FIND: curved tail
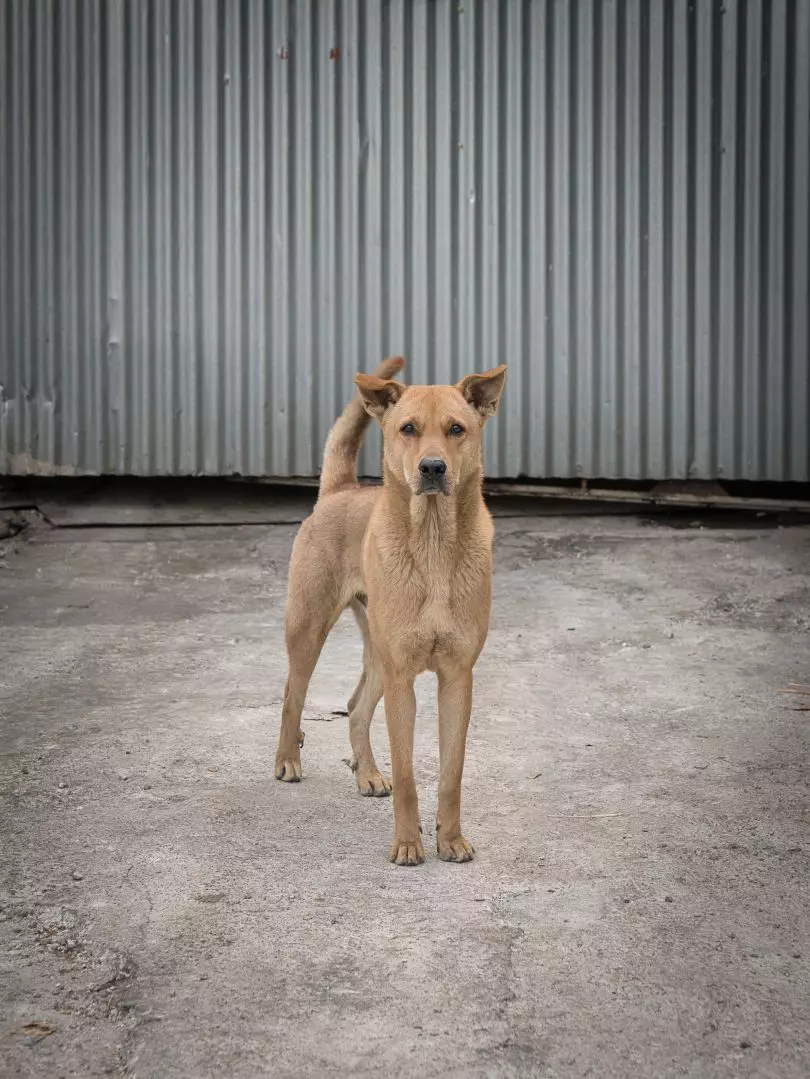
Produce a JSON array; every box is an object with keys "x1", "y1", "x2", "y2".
[{"x1": 318, "y1": 357, "x2": 405, "y2": 500}]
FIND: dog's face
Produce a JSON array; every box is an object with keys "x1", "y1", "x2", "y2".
[{"x1": 355, "y1": 366, "x2": 506, "y2": 496}]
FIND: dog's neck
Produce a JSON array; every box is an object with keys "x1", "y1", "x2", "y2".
[{"x1": 381, "y1": 463, "x2": 484, "y2": 561}]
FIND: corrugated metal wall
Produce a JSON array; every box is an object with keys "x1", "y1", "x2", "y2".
[{"x1": 1, "y1": 0, "x2": 808, "y2": 481}]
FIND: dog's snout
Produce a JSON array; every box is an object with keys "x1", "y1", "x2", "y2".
[
  {"x1": 416, "y1": 455, "x2": 449, "y2": 496},
  {"x1": 418, "y1": 458, "x2": 447, "y2": 478}
]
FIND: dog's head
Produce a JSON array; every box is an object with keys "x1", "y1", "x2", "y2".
[{"x1": 355, "y1": 365, "x2": 506, "y2": 497}]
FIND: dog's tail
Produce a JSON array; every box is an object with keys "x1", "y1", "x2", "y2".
[{"x1": 318, "y1": 356, "x2": 405, "y2": 500}]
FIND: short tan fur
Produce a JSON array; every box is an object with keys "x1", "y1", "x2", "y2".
[{"x1": 275, "y1": 357, "x2": 506, "y2": 865}]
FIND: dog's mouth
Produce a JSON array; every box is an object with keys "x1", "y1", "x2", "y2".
[{"x1": 415, "y1": 475, "x2": 450, "y2": 496}]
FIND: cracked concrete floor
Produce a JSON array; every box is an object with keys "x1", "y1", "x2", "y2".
[{"x1": 1, "y1": 497, "x2": 809, "y2": 1078}]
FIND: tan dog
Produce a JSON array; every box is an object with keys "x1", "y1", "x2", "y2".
[{"x1": 275, "y1": 357, "x2": 506, "y2": 865}]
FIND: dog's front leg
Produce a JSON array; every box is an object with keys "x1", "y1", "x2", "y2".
[
  {"x1": 383, "y1": 674, "x2": 424, "y2": 866},
  {"x1": 435, "y1": 661, "x2": 475, "y2": 862}
]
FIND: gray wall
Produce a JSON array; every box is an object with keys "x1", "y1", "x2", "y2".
[{"x1": 1, "y1": 0, "x2": 808, "y2": 481}]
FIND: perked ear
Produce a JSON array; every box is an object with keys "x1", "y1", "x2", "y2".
[
  {"x1": 354, "y1": 373, "x2": 407, "y2": 421},
  {"x1": 456, "y1": 365, "x2": 507, "y2": 419}
]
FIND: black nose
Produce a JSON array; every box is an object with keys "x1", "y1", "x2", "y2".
[{"x1": 418, "y1": 458, "x2": 447, "y2": 477}]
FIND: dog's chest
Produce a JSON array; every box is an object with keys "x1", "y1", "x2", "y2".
[
  {"x1": 390, "y1": 559, "x2": 489, "y2": 659},
  {"x1": 365, "y1": 520, "x2": 492, "y2": 662}
]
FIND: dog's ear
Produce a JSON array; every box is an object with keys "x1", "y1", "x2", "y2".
[
  {"x1": 354, "y1": 373, "x2": 406, "y2": 421},
  {"x1": 456, "y1": 365, "x2": 507, "y2": 419}
]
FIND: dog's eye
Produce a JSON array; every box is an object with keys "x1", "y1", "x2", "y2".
[
  {"x1": 448, "y1": 423, "x2": 465, "y2": 437},
  {"x1": 400, "y1": 423, "x2": 416, "y2": 436}
]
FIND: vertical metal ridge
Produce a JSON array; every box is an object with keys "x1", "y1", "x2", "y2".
[
  {"x1": 756, "y1": 0, "x2": 773, "y2": 481},
  {"x1": 283, "y1": 0, "x2": 296, "y2": 476},
  {"x1": 765, "y1": 0, "x2": 787, "y2": 480},
  {"x1": 356, "y1": 0, "x2": 369, "y2": 377},
  {"x1": 425, "y1": 0, "x2": 438, "y2": 386},
  {"x1": 494, "y1": 0, "x2": 507, "y2": 476},
  {"x1": 123, "y1": 0, "x2": 140, "y2": 472},
  {"x1": 708, "y1": 0, "x2": 723, "y2": 479},
  {"x1": 638, "y1": 0, "x2": 651, "y2": 480},
  {"x1": 518, "y1": 0, "x2": 532, "y2": 477},
  {"x1": 732, "y1": 0, "x2": 747, "y2": 475},
  {"x1": 789, "y1": 0, "x2": 810, "y2": 478},
  {"x1": 668, "y1": 0, "x2": 691, "y2": 479},
  {"x1": 480, "y1": 0, "x2": 503, "y2": 477},
  {"x1": 598, "y1": 0, "x2": 618, "y2": 478},
  {"x1": 89, "y1": 0, "x2": 103, "y2": 471},
  {"x1": 550, "y1": 0, "x2": 571, "y2": 477},
  {"x1": 215, "y1": 0, "x2": 227, "y2": 473},
  {"x1": 221, "y1": 0, "x2": 241, "y2": 474},
  {"x1": 780, "y1": 0, "x2": 797, "y2": 482},
  {"x1": 688, "y1": 0, "x2": 699, "y2": 479},
  {"x1": 267, "y1": 0, "x2": 286, "y2": 475},
  {"x1": 543, "y1": 0, "x2": 555, "y2": 476},
  {"x1": 304, "y1": 0, "x2": 319, "y2": 477},
  {"x1": 1, "y1": 0, "x2": 11, "y2": 466},
  {"x1": 741, "y1": 0, "x2": 761, "y2": 478},
  {"x1": 693, "y1": 0, "x2": 715, "y2": 478},
  {"x1": 456, "y1": 0, "x2": 476, "y2": 417},
  {"x1": 174, "y1": 0, "x2": 196, "y2": 474},
  {"x1": 590, "y1": 0, "x2": 603, "y2": 477},
  {"x1": 2, "y1": 0, "x2": 15, "y2": 466},
  {"x1": 238, "y1": 0, "x2": 251, "y2": 474},
  {"x1": 26, "y1": 0, "x2": 38, "y2": 466},
  {"x1": 472, "y1": 1, "x2": 483, "y2": 409},
  {"x1": 9, "y1": 0, "x2": 26, "y2": 462},
  {"x1": 409, "y1": 0, "x2": 428, "y2": 386},
  {"x1": 440, "y1": 0, "x2": 458, "y2": 385},
  {"x1": 314, "y1": 0, "x2": 329, "y2": 476},
  {"x1": 573, "y1": 0, "x2": 592, "y2": 478},
  {"x1": 379, "y1": 0, "x2": 391, "y2": 371},
  {"x1": 385, "y1": 0, "x2": 405, "y2": 390},
  {"x1": 57, "y1": 0, "x2": 76, "y2": 470},
  {"x1": 614, "y1": 0, "x2": 626, "y2": 479},
  {"x1": 245, "y1": 0, "x2": 265, "y2": 477},
  {"x1": 358, "y1": 0, "x2": 383, "y2": 478},
  {"x1": 502, "y1": 0, "x2": 527, "y2": 476},
  {"x1": 621, "y1": 1, "x2": 638, "y2": 476},
  {"x1": 144, "y1": 0, "x2": 156, "y2": 472},
  {"x1": 717, "y1": 0, "x2": 738, "y2": 479},
  {"x1": 661, "y1": 0, "x2": 674, "y2": 478},
  {"x1": 566, "y1": 0, "x2": 578, "y2": 479},
  {"x1": 169, "y1": 0, "x2": 182, "y2": 475},
  {"x1": 402, "y1": 0, "x2": 414, "y2": 380}
]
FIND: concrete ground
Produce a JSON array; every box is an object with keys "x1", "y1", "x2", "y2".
[{"x1": 1, "y1": 486, "x2": 809, "y2": 1078}]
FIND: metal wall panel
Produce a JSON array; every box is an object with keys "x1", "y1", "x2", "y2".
[{"x1": 1, "y1": 0, "x2": 808, "y2": 480}]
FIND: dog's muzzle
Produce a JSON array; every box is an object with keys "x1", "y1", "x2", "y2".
[{"x1": 417, "y1": 457, "x2": 449, "y2": 495}]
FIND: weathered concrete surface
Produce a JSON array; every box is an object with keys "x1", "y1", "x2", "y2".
[{"x1": 1, "y1": 502, "x2": 809, "y2": 1078}]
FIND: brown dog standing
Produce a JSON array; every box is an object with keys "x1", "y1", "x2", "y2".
[{"x1": 275, "y1": 358, "x2": 506, "y2": 865}]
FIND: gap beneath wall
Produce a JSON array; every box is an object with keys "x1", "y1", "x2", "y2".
[{"x1": 1, "y1": 475, "x2": 809, "y2": 536}]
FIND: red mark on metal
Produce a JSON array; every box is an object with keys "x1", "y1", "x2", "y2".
[
  {"x1": 329, "y1": 46, "x2": 340, "y2": 60},
  {"x1": 277, "y1": 46, "x2": 289, "y2": 60}
]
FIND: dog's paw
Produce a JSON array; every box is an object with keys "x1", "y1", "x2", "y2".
[
  {"x1": 275, "y1": 756, "x2": 302, "y2": 782},
  {"x1": 389, "y1": 836, "x2": 425, "y2": 866},
  {"x1": 437, "y1": 834, "x2": 475, "y2": 863},
  {"x1": 355, "y1": 767, "x2": 392, "y2": 798}
]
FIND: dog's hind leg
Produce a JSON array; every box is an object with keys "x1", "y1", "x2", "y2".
[
  {"x1": 275, "y1": 625, "x2": 328, "y2": 782},
  {"x1": 346, "y1": 638, "x2": 367, "y2": 718},
  {"x1": 346, "y1": 599, "x2": 390, "y2": 797},
  {"x1": 346, "y1": 595, "x2": 372, "y2": 714},
  {"x1": 275, "y1": 549, "x2": 340, "y2": 783}
]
